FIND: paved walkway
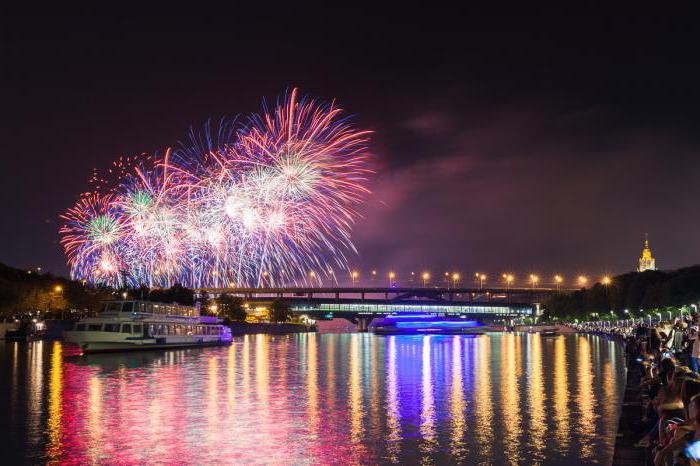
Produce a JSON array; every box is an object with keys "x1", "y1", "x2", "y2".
[{"x1": 612, "y1": 358, "x2": 646, "y2": 465}]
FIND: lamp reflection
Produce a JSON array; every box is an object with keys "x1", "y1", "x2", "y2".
[
  {"x1": 501, "y1": 333, "x2": 521, "y2": 464},
  {"x1": 307, "y1": 333, "x2": 319, "y2": 433},
  {"x1": 47, "y1": 342, "x2": 63, "y2": 462},
  {"x1": 473, "y1": 336, "x2": 493, "y2": 460},
  {"x1": 449, "y1": 336, "x2": 467, "y2": 461},
  {"x1": 420, "y1": 336, "x2": 437, "y2": 460},
  {"x1": 386, "y1": 336, "x2": 401, "y2": 462},
  {"x1": 576, "y1": 336, "x2": 596, "y2": 460},
  {"x1": 349, "y1": 334, "x2": 364, "y2": 444},
  {"x1": 527, "y1": 333, "x2": 546, "y2": 462},
  {"x1": 553, "y1": 335, "x2": 570, "y2": 451}
]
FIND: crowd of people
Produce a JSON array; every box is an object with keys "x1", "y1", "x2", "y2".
[{"x1": 579, "y1": 317, "x2": 700, "y2": 465}]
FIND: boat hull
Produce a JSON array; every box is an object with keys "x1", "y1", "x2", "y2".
[{"x1": 71, "y1": 340, "x2": 231, "y2": 354}]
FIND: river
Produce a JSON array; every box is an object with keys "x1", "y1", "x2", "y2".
[{"x1": 0, "y1": 333, "x2": 624, "y2": 465}]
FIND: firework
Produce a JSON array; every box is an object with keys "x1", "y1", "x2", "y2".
[{"x1": 59, "y1": 89, "x2": 372, "y2": 288}]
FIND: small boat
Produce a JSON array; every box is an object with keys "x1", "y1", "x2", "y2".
[
  {"x1": 63, "y1": 300, "x2": 232, "y2": 354},
  {"x1": 370, "y1": 314, "x2": 488, "y2": 335},
  {"x1": 5, "y1": 318, "x2": 46, "y2": 341},
  {"x1": 541, "y1": 328, "x2": 559, "y2": 337}
]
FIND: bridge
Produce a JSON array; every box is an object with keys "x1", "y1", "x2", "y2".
[{"x1": 198, "y1": 286, "x2": 569, "y2": 330}]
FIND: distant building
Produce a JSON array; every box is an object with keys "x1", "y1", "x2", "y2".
[{"x1": 638, "y1": 236, "x2": 657, "y2": 272}]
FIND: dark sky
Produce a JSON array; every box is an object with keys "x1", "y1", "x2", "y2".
[{"x1": 2, "y1": 6, "x2": 699, "y2": 286}]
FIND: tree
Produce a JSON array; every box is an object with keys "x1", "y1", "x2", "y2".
[
  {"x1": 217, "y1": 294, "x2": 247, "y2": 322},
  {"x1": 270, "y1": 299, "x2": 290, "y2": 323}
]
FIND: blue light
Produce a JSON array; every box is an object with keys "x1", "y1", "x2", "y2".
[
  {"x1": 395, "y1": 321, "x2": 482, "y2": 329},
  {"x1": 386, "y1": 314, "x2": 435, "y2": 319}
]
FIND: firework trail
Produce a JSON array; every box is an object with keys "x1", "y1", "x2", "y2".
[{"x1": 60, "y1": 89, "x2": 372, "y2": 288}]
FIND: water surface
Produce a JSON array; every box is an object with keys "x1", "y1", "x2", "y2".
[{"x1": 0, "y1": 333, "x2": 624, "y2": 464}]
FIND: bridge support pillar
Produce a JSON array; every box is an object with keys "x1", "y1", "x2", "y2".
[{"x1": 357, "y1": 316, "x2": 373, "y2": 332}]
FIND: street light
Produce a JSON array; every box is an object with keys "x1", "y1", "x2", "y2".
[
  {"x1": 309, "y1": 270, "x2": 316, "y2": 287},
  {"x1": 371, "y1": 270, "x2": 377, "y2": 282},
  {"x1": 351, "y1": 270, "x2": 359, "y2": 285},
  {"x1": 389, "y1": 271, "x2": 396, "y2": 286},
  {"x1": 475, "y1": 273, "x2": 486, "y2": 290},
  {"x1": 554, "y1": 275, "x2": 563, "y2": 291},
  {"x1": 529, "y1": 274, "x2": 539, "y2": 290},
  {"x1": 578, "y1": 275, "x2": 588, "y2": 288},
  {"x1": 452, "y1": 272, "x2": 460, "y2": 288},
  {"x1": 54, "y1": 285, "x2": 63, "y2": 293},
  {"x1": 422, "y1": 272, "x2": 430, "y2": 287},
  {"x1": 602, "y1": 276, "x2": 612, "y2": 286},
  {"x1": 502, "y1": 273, "x2": 514, "y2": 291}
]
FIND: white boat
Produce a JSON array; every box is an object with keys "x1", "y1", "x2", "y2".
[{"x1": 63, "y1": 300, "x2": 232, "y2": 354}]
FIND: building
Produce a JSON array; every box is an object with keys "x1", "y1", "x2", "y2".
[{"x1": 638, "y1": 236, "x2": 657, "y2": 272}]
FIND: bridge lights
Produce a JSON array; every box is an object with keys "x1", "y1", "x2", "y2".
[
  {"x1": 577, "y1": 275, "x2": 588, "y2": 288},
  {"x1": 529, "y1": 274, "x2": 539, "y2": 290},
  {"x1": 422, "y1": 272, "x2": 430, "y2": 287},
  {"x1": 502, "y1": 273, "x2": 514, "y2": 291},
  {"x1": 474, "y1": 273, "x2": 486, "y2": 290}
]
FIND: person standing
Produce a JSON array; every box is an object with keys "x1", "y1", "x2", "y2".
[{"x1": 689, "y1": 326, "x2": 700, "y2": 373}]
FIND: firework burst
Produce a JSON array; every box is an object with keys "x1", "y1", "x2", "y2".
[{"x1": 60, "y1": 89, "x2": 372, "y2": 288}]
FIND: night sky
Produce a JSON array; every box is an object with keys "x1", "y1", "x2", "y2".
[{"x1": 2, "y1": 6, "x2": 699, "y2": 285}]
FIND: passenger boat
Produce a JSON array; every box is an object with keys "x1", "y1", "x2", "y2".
[
  {"x1": 370, "y1": 314, "x2": 488, "y2": 335},
  {"x1": 63, "y1": 300, "x2": 232, "y2": 354}
]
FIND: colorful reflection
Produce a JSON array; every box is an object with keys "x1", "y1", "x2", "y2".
[{"x1": 0, "y1": 333, "x2": 625, "y2": 465}]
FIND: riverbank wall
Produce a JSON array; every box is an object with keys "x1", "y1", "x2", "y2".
[{"x1": 228, "y1": 322, "x2": 316, "y2": 335}]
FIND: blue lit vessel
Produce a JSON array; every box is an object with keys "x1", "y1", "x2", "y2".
[{"x1": 370, "y1": 314, "x2": 488, "y2": 335}]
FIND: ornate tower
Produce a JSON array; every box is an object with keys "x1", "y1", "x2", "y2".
[{"x1": 638, "y1": 235, "x2": 657, "y2": 272}]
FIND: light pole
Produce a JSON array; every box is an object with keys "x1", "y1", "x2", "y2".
[
  {"x1": 578, "y1": 275, "x2": 588, "y2": 288},
  {"x1": 452, "y1": 273, "x2": 460, "y2": 289},
  {"x1": 351, "y1": 270, "x2": 359, "y2": 285},
  {"x1": 389, "y1": 271, "x2": 396, "y2": 287},
  {"x1": 475, "y1": 273, "x2": 486, "y2": 290},
  {"x1": 529, "y1": 274, "x2": 539, "y2": 291},
  {"x1": 309, "y1": 271, "x2": 316, "y2": 287},
  {"x1": 371, "y1": 270, "x2": 377, "y2": 282},
  {"x1": 422, "y1": 272, "x2": 430, "y2": 287},
  {"x1": 503, "y1": 273, "x2": 514, "y2": 291},
  {"x1": 554, "y1": 275, "x2": 563, "y2": 292}
]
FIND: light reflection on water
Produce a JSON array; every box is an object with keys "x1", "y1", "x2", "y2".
[{"x1": 0, "y1": 333, "x2": 624, "y2": 465}]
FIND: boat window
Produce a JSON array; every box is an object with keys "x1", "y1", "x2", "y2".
[
  {"x1": 106, "y1": 302, "x2": 121, "y2": 312},
  {"x1": 121, "y1": 324, "x2": 132, "y2": 333},
  {"x1": 132, "y1": 325, "x2": 142, "y2": 334},
  {"x1": 88, "y1": 324, "x2": 103, "y2": 331},
  {"x1": 122, "y1": 302, "x2": 134, "y2": 313},
  {"x1": 75, "y1": 323, "x2": 86, "y2": 331},
  {"x1": 104, "y1": 323, "x2": 120, "y2": 332}
]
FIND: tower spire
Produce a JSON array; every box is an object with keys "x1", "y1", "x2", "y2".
[{"x1": 638, "y1": 234, "x2": 656, "y2": 272}]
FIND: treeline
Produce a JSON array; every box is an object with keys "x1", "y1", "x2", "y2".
[
  {"x1": 543, "y1": 265, "x2": 700, "y2": 321},
  {"x1": 0, "y1": 262, "x2": 112, "y2": 319},
  {"x1": 0, "y1": 262, "x2": 198, "y2": 320}
]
